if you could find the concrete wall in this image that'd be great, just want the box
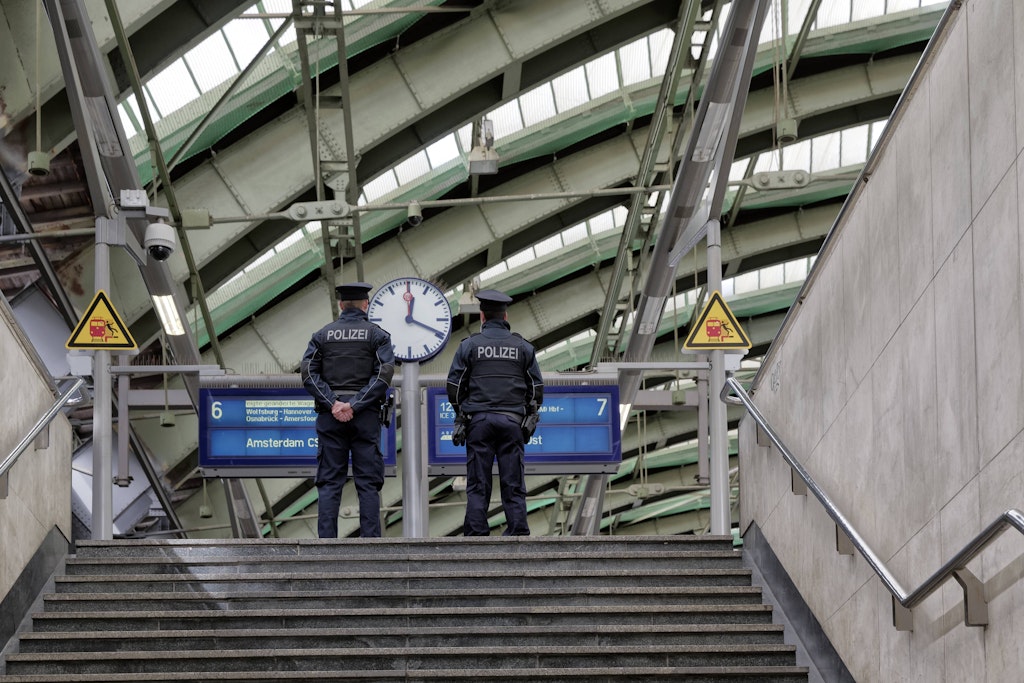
[0,298,73,601]
[738,2,1024,681]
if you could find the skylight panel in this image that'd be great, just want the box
[277,229,305,250]
[811,131,841,170]
[840,124,869,166]
[585,52,619,99]
[489,99,525,137]
[870,120,888,149]
[814,0,852,29]
[506,250,535,270]
[362,171,399,202]
[782,140,812,171]
[619,37,651,86]
[648,29,672,77]
[729,158,749,181]
[785,258,809,282]
[259,0,292,12]
[480,262,508,281]
[425,135,460,167]
[118,94,142,137]
[246,249,276,271]
[753,153,779,173]
[733,271,760,294]
[589,211,616,234]
[887,0,922,12]
[455,124,473,153]
[562,224,589,246]
[760,263,785,288]
[146,61,200,118]
[394,152,431,185]
[185,32,238,93]
[222,17,270,69]
[535,234,563,256]
[551,66,589,113]
[851,0,886,21]
[519,85,557,128]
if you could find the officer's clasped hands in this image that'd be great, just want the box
[331,401,354,422]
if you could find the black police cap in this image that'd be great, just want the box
[475,289,512,312]
[335,282,372,300]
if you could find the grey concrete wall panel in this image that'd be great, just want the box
[738,3,1024,681]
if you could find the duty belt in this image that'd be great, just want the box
[480,410,522,421]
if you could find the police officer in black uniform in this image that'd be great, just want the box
[301,282,395,538]
[446,289,544,536]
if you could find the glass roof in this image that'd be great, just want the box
[122,0,947,350]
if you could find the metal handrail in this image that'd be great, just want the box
[1,377,87,494]
[722,374,1024,631]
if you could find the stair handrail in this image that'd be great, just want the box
[722,373,1024,631]
[1,376,86,494]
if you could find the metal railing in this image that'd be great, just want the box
[722,374,1024,631]
[1,377,86,499]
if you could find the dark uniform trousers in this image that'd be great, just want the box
[315,408,384,538]
[464,412,530,536]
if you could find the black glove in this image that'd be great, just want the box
[452,413,468,447]
[521,402,540,439]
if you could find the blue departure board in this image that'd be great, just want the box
[199,387,396,478]
[426,385,621,475]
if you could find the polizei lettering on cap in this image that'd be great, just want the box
[326,328,369,341]
[477,345,519,359]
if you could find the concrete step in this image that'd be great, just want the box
[69,536,737,559]
[0,665,812,682]
[40,585,766,612]
[3,644,801,676]
[16,623,789,653]
[62,550,743,576]
[52,567,755,593]
[28,603,777,632]
[2,537,808,682]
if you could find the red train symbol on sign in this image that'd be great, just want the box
[704,318,734,342]
[88,318,118,342]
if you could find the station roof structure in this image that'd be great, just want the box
[0,0,950,539]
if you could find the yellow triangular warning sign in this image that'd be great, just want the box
[66,290,137,350]
[684,290,751,350]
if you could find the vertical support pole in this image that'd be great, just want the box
[92,240,113,540]
[401,362,427,537]
[706,218,730,536]
[696,355,710,484]
[115,355,131,486]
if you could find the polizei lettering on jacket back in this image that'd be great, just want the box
[326,328,370,341]
[477,345,520,360]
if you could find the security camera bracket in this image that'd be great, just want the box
[98,196,176,267]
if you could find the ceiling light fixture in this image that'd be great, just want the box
[152,295,185,336]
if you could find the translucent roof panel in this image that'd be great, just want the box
[520,85,558,128]
[619,37,652,86]
[425,135,460,167]
[185,32,238,93]
[551,66,590,113]
[146,61,200,119]
[222,16,271,68]
[585,52,619,99]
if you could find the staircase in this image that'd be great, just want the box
[1,536,808,682]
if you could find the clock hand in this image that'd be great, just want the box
[405,282,414,319]
[408,316,445,338]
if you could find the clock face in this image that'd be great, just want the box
[367,277,453,362]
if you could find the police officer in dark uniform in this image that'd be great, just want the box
[301,282,395,538]
[446,289,544,536]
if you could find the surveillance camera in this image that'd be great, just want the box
[144,220,176,262]
[407,201,423,227]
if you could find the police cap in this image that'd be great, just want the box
[475,289,512,313]
[335,282,372,300]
